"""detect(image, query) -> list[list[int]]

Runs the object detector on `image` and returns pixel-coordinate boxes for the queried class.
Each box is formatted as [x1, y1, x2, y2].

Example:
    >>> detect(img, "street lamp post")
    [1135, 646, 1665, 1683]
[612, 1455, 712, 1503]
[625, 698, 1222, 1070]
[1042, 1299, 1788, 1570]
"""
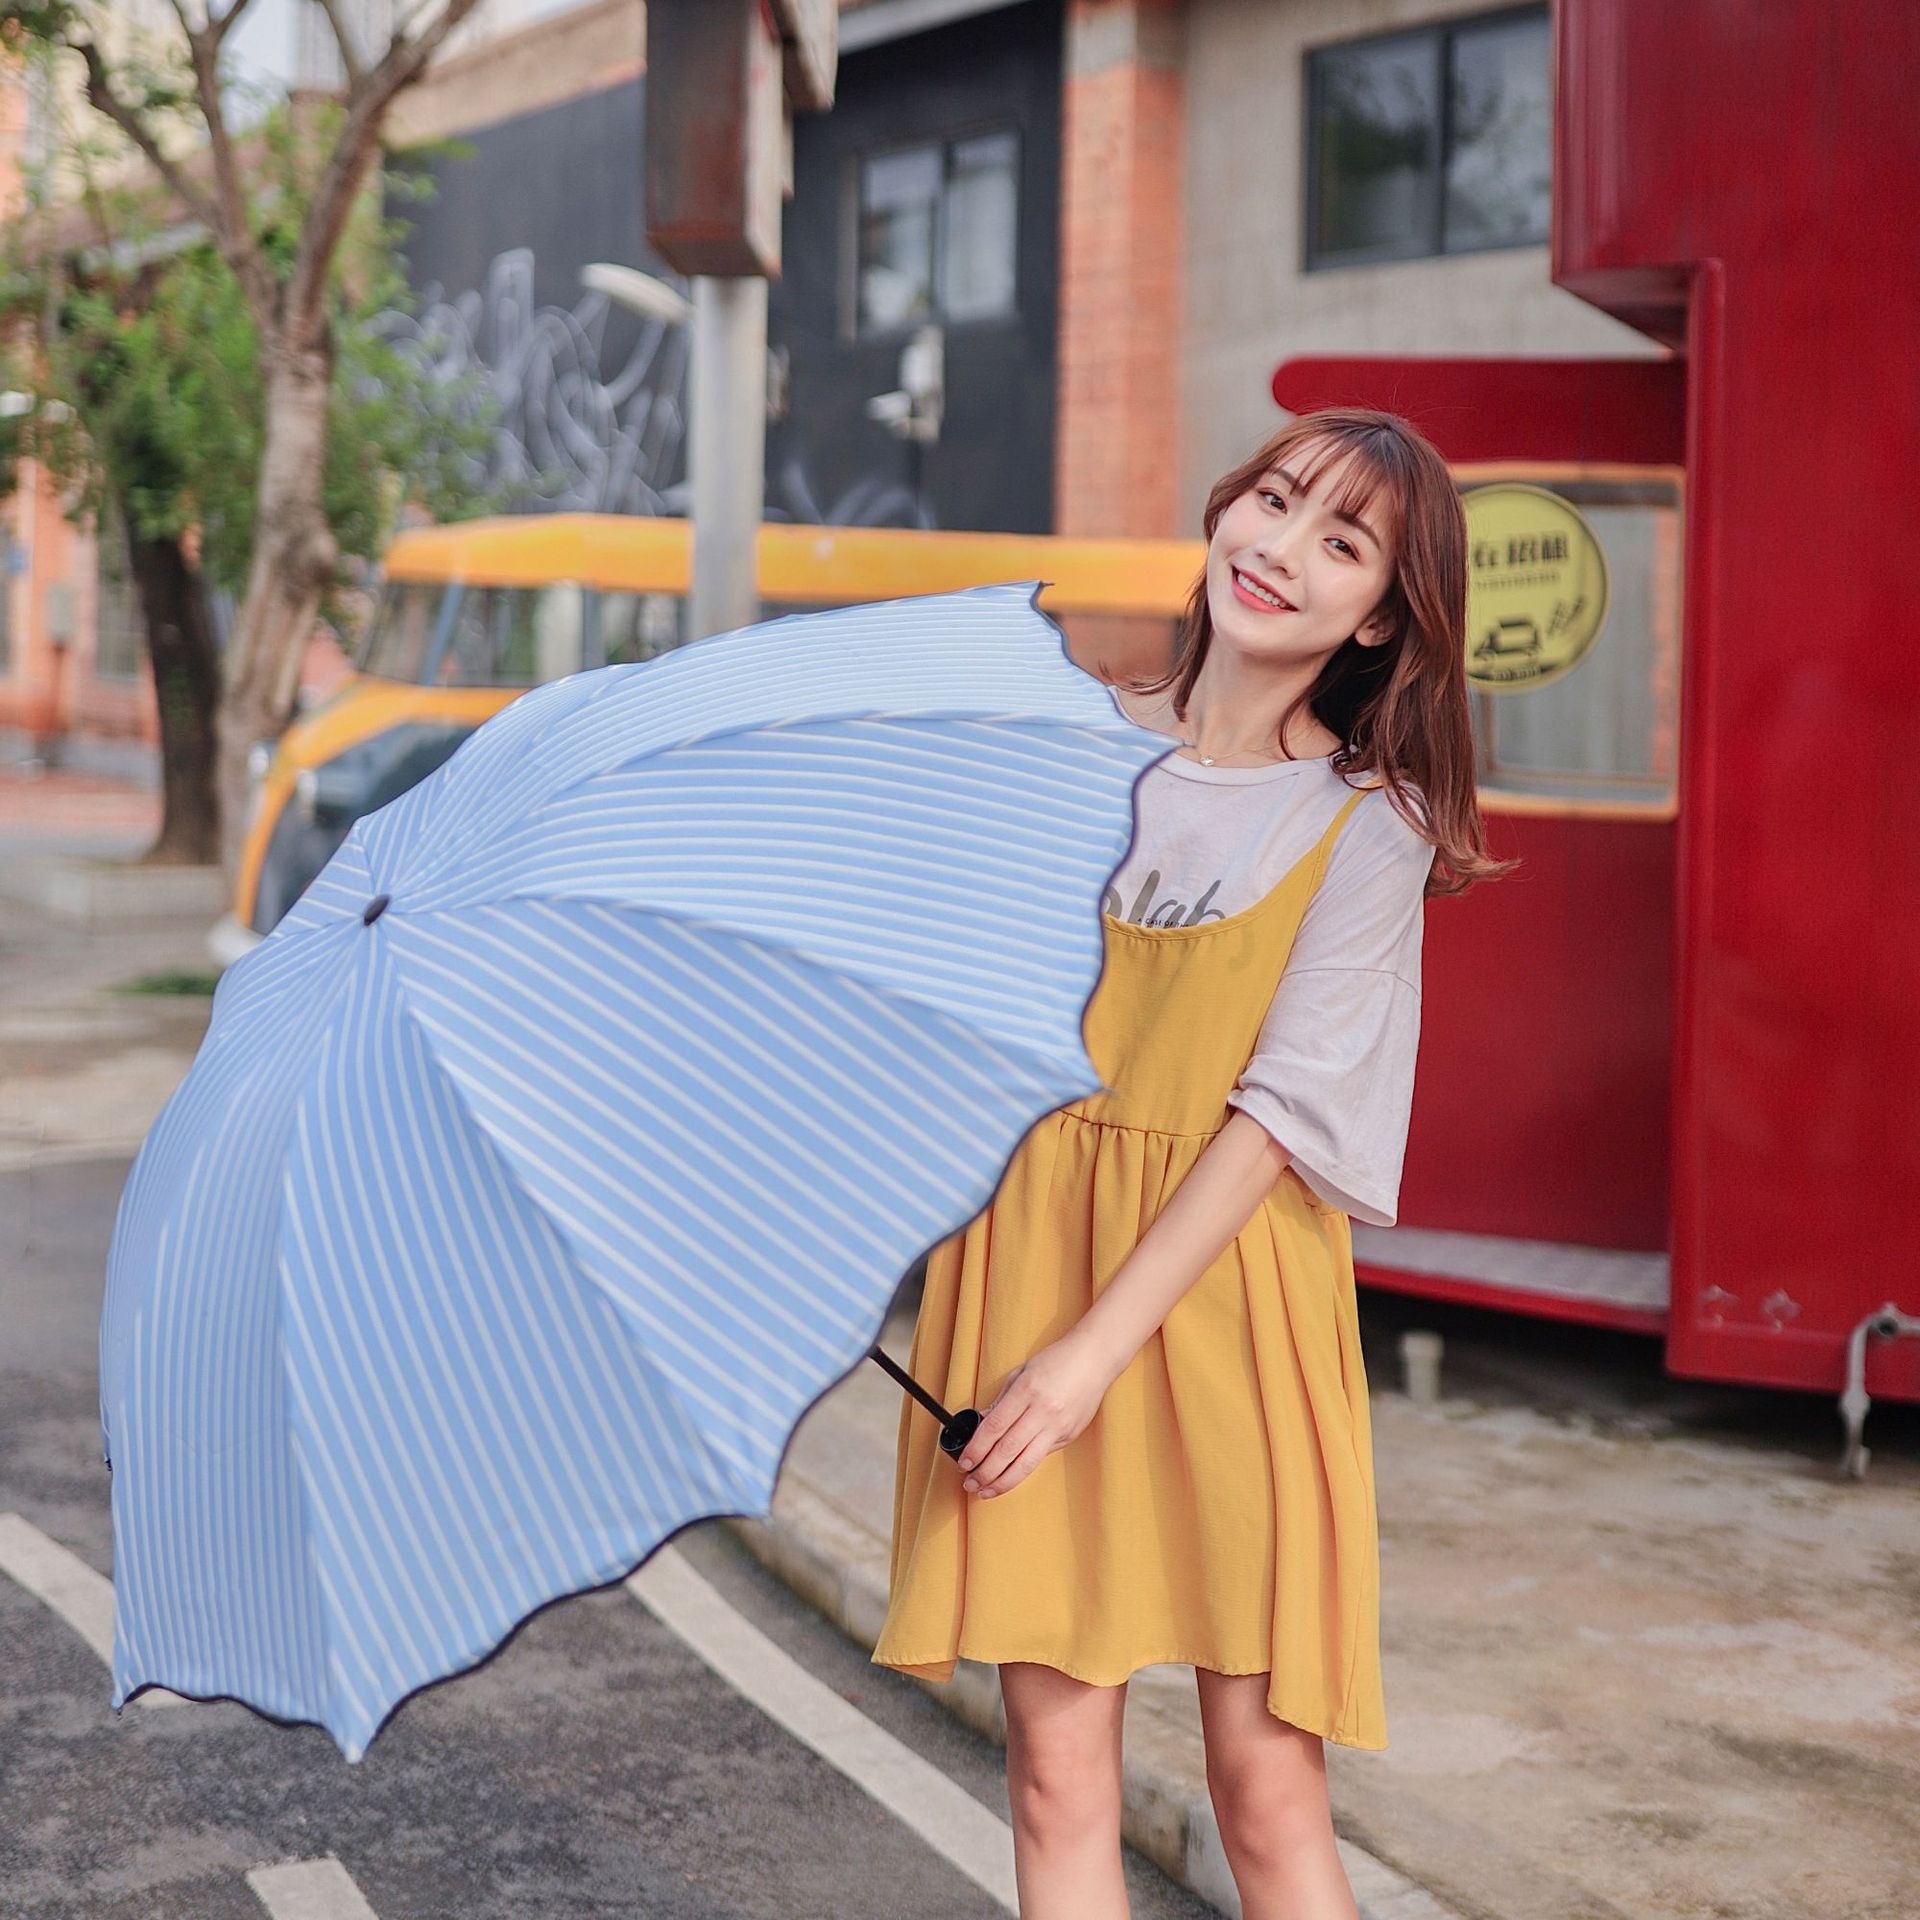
[582, 263, 767, 645]
[640, 0, 837, 644]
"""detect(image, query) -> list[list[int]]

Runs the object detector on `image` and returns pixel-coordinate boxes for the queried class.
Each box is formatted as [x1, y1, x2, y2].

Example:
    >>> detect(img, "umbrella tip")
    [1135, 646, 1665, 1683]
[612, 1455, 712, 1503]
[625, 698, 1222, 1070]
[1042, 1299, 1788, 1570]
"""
[361, 894, 392, 926]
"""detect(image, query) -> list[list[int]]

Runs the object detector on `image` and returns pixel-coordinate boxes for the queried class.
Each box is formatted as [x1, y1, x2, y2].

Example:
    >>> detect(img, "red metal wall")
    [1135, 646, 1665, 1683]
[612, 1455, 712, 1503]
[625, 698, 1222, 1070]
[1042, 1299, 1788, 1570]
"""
[1556, 0, 1920, 1398]
[1275, 0, 1920, 1402]
[1407, 812, 1673, 1252]
[1273, 357, 1684, 1265]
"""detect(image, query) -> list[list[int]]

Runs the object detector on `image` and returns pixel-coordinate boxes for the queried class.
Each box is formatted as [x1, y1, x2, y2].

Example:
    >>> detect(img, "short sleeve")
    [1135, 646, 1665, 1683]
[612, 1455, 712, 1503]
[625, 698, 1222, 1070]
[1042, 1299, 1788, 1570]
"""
[1224, 786, 1436, 1226]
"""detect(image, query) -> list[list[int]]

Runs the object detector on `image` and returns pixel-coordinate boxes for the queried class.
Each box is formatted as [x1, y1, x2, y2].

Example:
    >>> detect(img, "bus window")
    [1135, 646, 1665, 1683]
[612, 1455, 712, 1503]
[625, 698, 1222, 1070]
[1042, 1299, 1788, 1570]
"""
[357, 582, 449, 683]
[598, 591, 684, 665]
[425, 585, 585, 686]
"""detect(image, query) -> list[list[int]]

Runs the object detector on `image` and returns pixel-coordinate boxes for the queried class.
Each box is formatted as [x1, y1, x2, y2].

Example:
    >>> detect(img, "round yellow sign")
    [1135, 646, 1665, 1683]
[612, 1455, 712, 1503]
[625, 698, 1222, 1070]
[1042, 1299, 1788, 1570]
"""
[1461, 483, 1609, 693]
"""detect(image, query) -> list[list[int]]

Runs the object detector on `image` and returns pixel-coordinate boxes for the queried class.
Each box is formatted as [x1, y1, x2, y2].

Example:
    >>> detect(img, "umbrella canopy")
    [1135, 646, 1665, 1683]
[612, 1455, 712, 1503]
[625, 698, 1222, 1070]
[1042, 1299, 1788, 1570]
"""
[100, 581, 1169, 1759]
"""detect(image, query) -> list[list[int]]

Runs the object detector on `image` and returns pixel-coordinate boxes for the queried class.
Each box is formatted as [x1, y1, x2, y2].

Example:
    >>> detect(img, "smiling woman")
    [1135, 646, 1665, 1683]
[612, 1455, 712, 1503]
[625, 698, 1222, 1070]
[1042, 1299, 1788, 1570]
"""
[874, 406, 1515, 1920]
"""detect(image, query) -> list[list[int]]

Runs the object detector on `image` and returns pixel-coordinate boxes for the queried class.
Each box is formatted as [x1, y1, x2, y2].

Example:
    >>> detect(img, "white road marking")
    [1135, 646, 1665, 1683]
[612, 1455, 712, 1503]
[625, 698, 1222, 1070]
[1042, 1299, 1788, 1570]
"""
[0, 1511, 189, 1709]
[246, 1857, 381, 1919]
[627, 1544, 1019, 1913]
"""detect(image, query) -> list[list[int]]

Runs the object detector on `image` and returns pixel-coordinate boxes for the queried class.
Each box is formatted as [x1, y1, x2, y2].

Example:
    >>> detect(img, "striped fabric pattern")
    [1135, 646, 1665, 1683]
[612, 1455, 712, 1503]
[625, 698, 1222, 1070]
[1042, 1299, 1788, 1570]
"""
[99, 581, 1171, 1759]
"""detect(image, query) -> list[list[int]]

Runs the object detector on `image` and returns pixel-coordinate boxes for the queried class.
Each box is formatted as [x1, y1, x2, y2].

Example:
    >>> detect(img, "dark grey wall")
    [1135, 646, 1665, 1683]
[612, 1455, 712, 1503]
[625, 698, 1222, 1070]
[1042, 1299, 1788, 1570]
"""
[769, 0, 1064, 532]
[388, 0, 1062, 529]
[391, 79, 690, 517]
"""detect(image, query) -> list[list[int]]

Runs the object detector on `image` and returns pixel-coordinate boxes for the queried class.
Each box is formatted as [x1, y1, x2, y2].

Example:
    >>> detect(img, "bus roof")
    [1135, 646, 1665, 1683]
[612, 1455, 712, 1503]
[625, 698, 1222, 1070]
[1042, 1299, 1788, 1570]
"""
[378, 513, 1201, 616]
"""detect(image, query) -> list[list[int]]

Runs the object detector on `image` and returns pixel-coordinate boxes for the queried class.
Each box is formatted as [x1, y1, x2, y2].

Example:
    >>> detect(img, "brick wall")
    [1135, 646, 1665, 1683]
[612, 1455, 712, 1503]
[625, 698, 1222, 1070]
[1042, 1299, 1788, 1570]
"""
[1054, 0, 1186, 540]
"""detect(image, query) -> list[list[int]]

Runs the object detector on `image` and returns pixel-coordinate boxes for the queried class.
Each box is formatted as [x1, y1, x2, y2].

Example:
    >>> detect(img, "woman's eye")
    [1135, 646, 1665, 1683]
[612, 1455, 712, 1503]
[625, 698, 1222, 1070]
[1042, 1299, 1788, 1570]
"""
[1261, 488, 1356, 557]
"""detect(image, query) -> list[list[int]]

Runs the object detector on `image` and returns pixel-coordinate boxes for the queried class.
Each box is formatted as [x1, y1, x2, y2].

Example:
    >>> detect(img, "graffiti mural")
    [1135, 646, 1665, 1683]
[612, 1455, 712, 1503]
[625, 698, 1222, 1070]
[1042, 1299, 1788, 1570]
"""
[371, 248, 692, 516]
[372, 245, 943, 527]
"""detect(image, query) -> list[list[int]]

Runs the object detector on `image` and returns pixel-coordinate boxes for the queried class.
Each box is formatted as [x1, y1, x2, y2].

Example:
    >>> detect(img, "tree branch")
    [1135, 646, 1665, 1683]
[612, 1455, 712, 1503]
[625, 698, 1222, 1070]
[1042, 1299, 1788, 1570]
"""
[312, 0, 365, 90]
[204, 0, 262, 57]
[171, 11, 277, 330]
[282, 0, 485, 333]
[158, 0, 259, 54]
[73, 38, 222, 242]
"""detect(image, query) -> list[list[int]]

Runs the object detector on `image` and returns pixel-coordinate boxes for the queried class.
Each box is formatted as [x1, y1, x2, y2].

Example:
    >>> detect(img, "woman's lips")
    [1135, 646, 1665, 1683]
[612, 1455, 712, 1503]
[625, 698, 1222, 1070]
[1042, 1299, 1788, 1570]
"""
[1231, 566, 1295, 613]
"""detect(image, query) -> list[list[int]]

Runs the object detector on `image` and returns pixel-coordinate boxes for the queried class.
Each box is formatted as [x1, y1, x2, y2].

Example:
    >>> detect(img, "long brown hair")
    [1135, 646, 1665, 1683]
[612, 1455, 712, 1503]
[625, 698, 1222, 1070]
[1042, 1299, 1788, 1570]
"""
[1124, 407, 1514, 898]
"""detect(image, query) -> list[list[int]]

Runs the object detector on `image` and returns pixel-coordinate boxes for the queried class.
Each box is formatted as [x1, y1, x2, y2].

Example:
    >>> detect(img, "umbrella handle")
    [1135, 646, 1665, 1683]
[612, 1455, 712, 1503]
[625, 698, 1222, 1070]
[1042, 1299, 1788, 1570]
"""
[866, 1345, 982, 1461]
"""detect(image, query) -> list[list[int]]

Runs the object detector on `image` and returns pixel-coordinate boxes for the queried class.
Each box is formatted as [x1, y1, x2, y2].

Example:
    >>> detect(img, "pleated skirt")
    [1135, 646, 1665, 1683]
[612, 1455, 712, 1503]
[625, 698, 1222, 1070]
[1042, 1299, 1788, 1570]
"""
[870, 1106, 1388, 1750]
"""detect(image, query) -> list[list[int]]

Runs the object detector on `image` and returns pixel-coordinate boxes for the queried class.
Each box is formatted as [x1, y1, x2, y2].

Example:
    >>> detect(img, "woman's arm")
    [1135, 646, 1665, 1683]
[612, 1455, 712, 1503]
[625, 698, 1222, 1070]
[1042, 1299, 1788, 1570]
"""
[954, 1110, 1289, 1498]
[1076, 1108, 1291, 1375]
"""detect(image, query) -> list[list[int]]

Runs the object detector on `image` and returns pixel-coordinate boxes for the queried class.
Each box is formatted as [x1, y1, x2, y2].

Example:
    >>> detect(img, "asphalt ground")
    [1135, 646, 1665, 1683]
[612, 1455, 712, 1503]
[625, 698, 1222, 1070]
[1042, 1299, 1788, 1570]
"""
[0, 1153, 1221, 1920]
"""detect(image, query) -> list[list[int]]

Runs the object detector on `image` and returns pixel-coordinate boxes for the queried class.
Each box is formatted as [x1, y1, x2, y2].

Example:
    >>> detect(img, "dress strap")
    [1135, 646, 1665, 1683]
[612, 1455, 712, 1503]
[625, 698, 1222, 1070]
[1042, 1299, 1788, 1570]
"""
[1313, 784, 1372, 865]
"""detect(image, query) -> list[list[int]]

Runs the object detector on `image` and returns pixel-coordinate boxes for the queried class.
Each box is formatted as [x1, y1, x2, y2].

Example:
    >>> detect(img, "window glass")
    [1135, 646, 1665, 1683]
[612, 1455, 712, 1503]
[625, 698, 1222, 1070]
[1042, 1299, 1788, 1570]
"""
[1310, 32, 1439, 261]
[1445, 12, 1552, 251]
[426, 586, 579, 687]
[858, 145, 941, 331]
[1469, 483, 1682, 804]
[94, 507, 144, 680]
[598, 591, 684, 665]
[1308, 7, 1549, 267]
[942, 131, 1019, 321]
[0, 528, 14, 675]
[856, 130, 1019, 334]
[358, 582, 447, 682]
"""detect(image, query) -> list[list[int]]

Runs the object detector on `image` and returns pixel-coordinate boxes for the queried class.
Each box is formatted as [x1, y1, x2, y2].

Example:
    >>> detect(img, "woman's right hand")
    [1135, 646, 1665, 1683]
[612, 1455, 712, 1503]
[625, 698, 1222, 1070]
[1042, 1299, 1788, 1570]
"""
[954, 1329, 1120, 1500]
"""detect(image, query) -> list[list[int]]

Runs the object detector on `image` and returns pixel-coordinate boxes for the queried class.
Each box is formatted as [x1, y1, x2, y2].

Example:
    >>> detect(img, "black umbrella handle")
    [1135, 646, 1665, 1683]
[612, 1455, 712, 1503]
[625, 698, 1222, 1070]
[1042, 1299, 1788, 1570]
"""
[867, 1344, 982, 1460]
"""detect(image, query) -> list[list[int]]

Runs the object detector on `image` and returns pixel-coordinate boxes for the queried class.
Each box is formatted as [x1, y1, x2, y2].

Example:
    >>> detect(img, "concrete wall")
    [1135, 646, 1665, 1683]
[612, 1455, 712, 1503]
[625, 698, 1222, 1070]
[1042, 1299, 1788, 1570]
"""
[386, 0, 645, 147]
[1176, 0, 1659, 528]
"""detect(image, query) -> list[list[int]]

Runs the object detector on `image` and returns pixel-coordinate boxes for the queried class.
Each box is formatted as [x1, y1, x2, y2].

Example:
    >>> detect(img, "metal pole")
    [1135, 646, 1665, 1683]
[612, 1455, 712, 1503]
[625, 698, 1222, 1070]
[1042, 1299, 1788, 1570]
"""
[688, 274, 767, 641]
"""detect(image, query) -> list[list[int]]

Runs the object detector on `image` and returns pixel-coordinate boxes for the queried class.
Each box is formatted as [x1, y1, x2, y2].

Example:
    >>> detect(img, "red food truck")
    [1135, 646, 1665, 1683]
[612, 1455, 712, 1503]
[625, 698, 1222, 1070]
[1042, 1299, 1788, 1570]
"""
[1284, 0, 1920, 1470]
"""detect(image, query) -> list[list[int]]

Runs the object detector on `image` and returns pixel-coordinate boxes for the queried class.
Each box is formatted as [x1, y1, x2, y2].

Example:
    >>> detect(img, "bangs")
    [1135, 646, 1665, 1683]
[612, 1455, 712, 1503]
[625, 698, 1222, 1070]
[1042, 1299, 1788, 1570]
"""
[1275, 430, 1401, 556]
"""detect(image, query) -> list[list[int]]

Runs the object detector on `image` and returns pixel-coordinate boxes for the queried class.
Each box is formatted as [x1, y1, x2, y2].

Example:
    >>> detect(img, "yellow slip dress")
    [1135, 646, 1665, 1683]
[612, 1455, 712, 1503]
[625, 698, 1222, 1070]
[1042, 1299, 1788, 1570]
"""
[871, 784, 1387, 1750]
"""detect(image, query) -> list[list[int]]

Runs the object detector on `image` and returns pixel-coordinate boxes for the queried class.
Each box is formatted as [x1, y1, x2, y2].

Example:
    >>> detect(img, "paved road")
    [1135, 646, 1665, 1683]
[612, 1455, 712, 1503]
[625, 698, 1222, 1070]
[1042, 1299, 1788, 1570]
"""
[0, 1155, 1218, 1920]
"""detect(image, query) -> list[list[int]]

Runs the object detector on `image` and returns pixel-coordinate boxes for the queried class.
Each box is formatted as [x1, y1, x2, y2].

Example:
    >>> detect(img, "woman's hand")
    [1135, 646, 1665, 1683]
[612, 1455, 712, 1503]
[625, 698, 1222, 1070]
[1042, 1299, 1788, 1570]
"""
[955, 1328, 1124, 1500]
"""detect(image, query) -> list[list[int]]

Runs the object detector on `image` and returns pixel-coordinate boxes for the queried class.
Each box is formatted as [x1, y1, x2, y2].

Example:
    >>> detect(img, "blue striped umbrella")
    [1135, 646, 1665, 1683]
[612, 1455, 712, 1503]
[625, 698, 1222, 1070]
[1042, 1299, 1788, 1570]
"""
[99, 581, 1168, 1760]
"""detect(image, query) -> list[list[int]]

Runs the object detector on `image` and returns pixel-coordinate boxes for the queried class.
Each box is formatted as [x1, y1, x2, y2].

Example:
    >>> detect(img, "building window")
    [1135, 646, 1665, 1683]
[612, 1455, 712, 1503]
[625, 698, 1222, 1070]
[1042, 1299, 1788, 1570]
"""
[1305, 6, 1550, 269]
[94, 508, 144, 681]
[853, 128, 1019, 335]
[0, 527, 15, 676]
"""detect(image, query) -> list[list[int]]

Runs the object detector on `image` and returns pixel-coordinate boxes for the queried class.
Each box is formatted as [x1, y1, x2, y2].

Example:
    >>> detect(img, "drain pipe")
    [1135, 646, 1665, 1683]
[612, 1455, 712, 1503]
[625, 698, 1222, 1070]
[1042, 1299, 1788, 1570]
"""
[1838, 1302, 1920, 1479]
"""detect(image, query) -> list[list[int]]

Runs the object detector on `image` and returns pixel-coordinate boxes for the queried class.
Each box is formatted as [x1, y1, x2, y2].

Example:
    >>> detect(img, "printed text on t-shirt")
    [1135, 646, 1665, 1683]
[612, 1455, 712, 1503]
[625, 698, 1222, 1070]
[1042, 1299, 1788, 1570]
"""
[1104, 870, 1227, 927]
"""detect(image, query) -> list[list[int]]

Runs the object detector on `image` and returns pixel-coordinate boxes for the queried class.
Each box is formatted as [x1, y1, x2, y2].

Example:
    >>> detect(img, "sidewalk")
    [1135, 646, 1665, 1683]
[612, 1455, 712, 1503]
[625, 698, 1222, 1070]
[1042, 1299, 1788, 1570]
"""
[738, 1322, 1920, 1920]
[729, 1322, 1455, 1920]
[0, 762, 225, 931]
[5, 804, 1916, 1920]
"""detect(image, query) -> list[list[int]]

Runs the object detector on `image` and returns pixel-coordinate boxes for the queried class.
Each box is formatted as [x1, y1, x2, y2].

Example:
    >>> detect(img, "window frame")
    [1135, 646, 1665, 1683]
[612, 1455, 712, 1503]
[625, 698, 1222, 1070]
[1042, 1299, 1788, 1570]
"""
[92, 506, 145, 683]
[0, 524, 15, 678]
[1455, 463, 1687, 819]
[845, 119, 1023, 343]
[1302, 2, 1551, 273]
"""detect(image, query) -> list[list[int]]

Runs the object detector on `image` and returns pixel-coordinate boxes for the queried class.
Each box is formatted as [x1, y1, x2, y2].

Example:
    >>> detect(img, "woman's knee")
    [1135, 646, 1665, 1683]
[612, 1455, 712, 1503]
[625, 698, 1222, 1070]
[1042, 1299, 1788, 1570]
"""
[1196, 1676, 1333, 1861]
[1000, 1662, 1127, 1830]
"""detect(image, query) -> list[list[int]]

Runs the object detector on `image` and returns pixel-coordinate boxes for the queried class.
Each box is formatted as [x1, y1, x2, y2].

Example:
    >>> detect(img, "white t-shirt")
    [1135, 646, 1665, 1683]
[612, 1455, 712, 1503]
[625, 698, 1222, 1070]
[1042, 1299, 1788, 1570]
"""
[1102, 688, 1436, 1226]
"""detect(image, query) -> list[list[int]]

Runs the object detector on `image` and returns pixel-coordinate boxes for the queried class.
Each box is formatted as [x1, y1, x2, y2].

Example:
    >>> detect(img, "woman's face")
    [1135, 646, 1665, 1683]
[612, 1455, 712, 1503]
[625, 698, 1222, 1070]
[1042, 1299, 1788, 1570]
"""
[1204, 441, 1397, 669]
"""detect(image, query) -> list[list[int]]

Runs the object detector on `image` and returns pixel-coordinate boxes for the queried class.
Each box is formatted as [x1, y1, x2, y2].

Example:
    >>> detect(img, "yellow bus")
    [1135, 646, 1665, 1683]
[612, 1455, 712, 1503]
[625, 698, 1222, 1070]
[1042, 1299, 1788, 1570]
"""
[214, 513, 1197, 962]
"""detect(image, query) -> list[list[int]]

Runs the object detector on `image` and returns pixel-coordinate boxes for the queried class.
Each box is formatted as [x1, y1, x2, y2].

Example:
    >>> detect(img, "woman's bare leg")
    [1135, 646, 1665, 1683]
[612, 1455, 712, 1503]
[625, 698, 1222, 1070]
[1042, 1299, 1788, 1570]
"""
[1194, 1669, 1358, 1920]
[998, 1661, 1131, 1920]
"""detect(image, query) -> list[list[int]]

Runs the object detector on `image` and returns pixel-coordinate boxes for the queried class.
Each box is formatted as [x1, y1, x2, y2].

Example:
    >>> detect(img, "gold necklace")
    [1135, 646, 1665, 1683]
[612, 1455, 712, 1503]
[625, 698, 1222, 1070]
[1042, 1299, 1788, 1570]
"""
[1179, 734, 1281, 767]
[1179, 730, 1338, 767]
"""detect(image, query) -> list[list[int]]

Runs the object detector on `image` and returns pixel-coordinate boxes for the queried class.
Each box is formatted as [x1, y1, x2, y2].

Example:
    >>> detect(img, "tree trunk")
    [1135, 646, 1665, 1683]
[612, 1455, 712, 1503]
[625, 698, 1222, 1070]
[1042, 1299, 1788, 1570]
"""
[214, 334, 339, 876]
[124, 510, 222, 866]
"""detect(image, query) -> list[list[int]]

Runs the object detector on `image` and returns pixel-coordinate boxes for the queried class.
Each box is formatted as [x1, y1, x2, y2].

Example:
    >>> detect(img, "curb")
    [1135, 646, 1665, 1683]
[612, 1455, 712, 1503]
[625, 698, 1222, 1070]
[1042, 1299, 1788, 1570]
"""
[724, 1484, 1458, 1920]
[0, 852, 225, 928]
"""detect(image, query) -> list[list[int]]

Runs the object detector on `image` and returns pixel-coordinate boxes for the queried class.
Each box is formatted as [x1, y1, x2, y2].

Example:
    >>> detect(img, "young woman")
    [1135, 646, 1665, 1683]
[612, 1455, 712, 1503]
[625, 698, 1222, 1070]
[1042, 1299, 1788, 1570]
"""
[871, 407, 1511, 1919]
